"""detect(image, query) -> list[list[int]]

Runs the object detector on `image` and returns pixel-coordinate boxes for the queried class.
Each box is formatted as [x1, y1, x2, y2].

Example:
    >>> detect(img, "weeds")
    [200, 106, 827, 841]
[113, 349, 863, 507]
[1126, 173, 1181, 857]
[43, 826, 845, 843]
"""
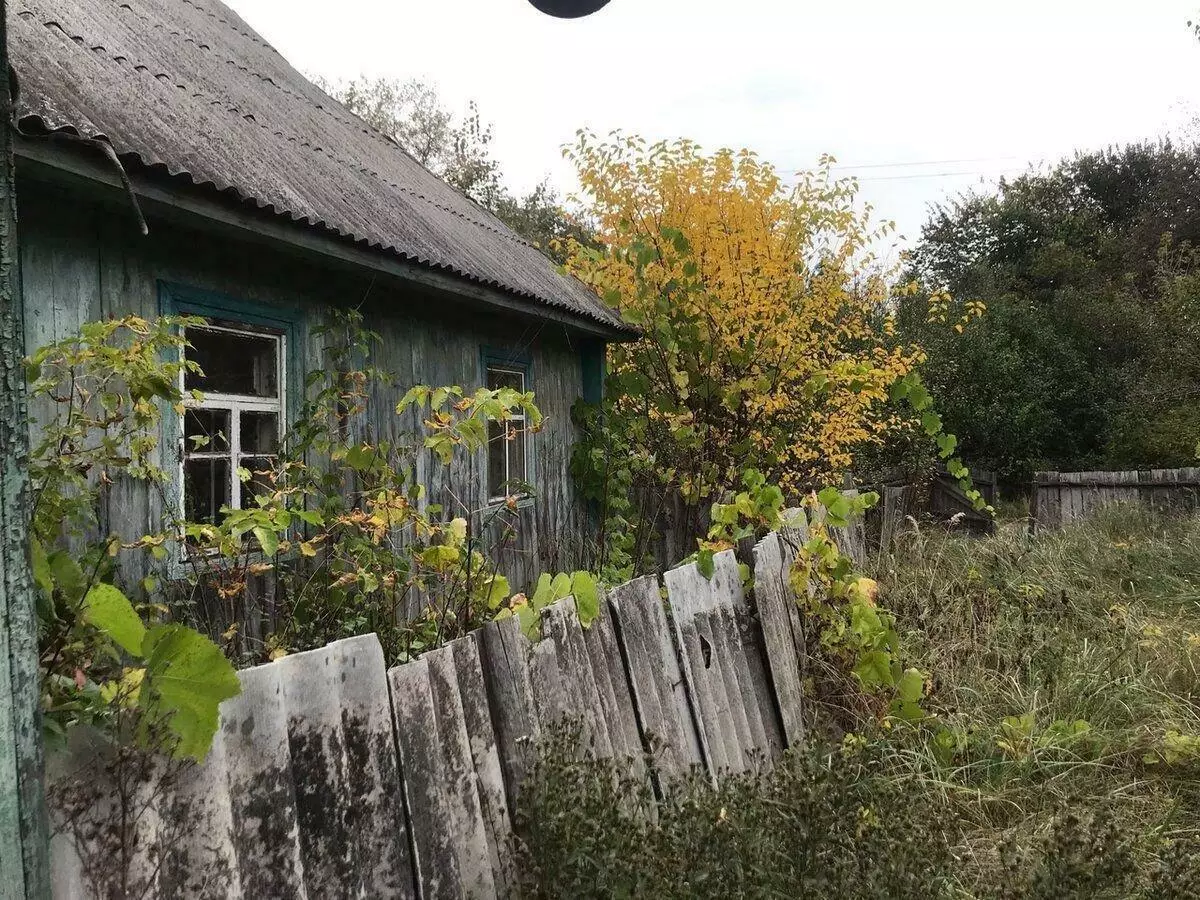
[517, 506, 1200, 897]
[873, 504, 1200, 895]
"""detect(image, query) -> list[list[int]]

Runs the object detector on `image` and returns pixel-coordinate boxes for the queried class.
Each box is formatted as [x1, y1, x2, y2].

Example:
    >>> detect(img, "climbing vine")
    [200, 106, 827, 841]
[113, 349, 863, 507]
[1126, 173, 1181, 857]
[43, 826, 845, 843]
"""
[791, 488, 929, 724]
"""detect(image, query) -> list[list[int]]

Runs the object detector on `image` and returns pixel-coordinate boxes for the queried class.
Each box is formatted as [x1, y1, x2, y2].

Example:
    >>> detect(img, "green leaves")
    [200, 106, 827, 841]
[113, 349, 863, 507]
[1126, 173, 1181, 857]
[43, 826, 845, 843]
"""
[853, 651, 893, 689]
[252, 526, 280, 557]
[141, 624, 241, 760]
[66, 580, 242, 761]
[571, 571, 600, 628]
[888, 371, 992, 519]
[506, 569, 602, 640]
[82, 584, 147, 656]
[890, 668, 928, 722]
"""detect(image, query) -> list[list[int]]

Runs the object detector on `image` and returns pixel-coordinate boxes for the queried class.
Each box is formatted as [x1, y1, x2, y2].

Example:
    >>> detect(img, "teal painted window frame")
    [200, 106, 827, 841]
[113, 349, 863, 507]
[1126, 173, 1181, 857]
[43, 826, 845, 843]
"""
[158, 283, 305, 561]
[580, 338, 606, 405]
[480, 345, 534, 507]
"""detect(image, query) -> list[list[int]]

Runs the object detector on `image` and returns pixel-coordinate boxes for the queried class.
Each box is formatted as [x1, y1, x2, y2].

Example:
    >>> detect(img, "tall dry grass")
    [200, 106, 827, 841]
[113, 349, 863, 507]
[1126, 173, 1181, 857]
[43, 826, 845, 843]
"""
[873, 504, 1200, 894]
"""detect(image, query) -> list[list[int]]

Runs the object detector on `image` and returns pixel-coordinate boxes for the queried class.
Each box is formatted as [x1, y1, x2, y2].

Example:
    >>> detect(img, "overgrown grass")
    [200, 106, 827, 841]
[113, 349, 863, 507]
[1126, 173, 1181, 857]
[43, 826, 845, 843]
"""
[516, 506, 1200, 898]
[874, 503, 1200, 895]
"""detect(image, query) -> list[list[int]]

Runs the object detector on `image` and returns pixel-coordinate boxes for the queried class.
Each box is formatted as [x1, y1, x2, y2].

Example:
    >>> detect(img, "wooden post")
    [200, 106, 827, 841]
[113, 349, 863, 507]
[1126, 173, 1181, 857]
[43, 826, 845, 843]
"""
[0, 0, 50, 891]
[879, 485, 912, 550]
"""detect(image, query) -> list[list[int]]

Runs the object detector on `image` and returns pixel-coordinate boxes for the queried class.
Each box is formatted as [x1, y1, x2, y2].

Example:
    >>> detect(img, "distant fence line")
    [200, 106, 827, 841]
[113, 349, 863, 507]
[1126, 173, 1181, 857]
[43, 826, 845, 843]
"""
[1031, 467, 1200, 529]
[48, 510, 866, 899]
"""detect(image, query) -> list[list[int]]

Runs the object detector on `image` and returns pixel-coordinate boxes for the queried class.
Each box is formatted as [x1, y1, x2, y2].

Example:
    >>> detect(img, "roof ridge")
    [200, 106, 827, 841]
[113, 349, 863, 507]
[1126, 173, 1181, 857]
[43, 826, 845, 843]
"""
[104, 0, 537, 251]
[35, 14, 537, 254]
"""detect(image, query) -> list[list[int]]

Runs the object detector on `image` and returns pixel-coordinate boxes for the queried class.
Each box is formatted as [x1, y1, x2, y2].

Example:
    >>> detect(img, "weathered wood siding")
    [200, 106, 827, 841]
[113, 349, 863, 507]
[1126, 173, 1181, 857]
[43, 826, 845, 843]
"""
[17, 176, 594, 591]
[48, 510, 867, 898]
[1031, 467, 1200, 529]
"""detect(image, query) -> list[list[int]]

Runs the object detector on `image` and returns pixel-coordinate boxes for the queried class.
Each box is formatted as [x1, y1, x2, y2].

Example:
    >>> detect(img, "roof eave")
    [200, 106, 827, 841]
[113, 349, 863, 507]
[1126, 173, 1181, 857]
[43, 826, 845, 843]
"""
[15, 135, 637, 342]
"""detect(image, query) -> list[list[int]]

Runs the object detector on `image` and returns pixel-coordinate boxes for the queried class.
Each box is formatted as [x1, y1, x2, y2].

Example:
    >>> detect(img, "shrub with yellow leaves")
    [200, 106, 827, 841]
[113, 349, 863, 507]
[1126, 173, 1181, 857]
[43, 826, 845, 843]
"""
[563, 133, 966, 573]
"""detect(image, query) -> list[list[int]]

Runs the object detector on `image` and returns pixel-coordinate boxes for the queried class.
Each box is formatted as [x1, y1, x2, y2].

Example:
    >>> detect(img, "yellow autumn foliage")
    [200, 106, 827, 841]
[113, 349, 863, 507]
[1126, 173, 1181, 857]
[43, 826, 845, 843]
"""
[563, 132, 923, 491]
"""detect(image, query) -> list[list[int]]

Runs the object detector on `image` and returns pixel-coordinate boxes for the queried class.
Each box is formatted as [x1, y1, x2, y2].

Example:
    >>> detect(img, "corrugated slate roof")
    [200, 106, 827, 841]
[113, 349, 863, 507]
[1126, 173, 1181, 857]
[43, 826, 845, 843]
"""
[9, 0, 627, 332]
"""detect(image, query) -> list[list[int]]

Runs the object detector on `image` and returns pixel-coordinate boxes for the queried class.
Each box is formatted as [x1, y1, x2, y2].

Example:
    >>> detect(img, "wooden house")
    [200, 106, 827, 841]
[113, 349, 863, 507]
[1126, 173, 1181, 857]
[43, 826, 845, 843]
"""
[8, 0, 630, 589]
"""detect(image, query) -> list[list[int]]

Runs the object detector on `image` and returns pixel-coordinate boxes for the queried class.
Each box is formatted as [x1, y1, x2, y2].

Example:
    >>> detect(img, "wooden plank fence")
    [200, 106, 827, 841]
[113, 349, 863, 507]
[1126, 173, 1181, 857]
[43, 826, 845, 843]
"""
[1031, 467, 1200, 529]
[46, 506, 863, 899]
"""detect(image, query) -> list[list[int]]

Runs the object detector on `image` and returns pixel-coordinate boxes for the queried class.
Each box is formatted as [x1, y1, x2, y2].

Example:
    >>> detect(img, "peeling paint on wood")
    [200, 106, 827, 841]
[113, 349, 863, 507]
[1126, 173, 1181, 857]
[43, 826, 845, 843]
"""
[0, 10, 49, 891]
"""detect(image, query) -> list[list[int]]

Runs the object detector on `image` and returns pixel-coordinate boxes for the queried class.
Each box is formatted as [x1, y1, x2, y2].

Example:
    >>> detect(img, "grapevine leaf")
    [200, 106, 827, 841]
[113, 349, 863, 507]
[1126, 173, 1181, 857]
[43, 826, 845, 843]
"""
[897, 667, 925, 704]
[817, 486, 842, 508]
[141, 623, 241, 760]
[484, 574, 510, 610]
[517, 602, 541, 641]
[531, 573, 554, 610]
[82, 583, 146, 656]
[571, 571, 600, 628]
[48, 551, 86, 604]
[30, 537, 53, 602]
[550, 572, 573, 602]
[852, 650, 894, 689]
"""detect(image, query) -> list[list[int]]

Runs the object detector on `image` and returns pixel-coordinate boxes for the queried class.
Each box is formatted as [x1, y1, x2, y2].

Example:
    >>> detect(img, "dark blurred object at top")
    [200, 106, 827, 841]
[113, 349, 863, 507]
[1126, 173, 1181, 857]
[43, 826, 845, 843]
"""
[528, 0, 611, 17]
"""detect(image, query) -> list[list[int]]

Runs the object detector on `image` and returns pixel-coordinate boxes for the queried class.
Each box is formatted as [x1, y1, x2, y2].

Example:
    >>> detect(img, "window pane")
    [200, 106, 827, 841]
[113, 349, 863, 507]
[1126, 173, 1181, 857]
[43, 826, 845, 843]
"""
[184, 457, 230, 524]
[241, 457, 277, 506]
[185, 327, 280, 398]
[486, 366, 524, 393]
[241, 411, 279, 455]
[487, 420, 506, 498]
[184, 408, 229, 452]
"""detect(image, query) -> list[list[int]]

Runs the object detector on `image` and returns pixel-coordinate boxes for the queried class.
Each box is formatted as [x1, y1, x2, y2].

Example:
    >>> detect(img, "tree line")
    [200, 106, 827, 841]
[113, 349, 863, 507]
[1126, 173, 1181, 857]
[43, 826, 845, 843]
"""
[897, 141, 1200, 484]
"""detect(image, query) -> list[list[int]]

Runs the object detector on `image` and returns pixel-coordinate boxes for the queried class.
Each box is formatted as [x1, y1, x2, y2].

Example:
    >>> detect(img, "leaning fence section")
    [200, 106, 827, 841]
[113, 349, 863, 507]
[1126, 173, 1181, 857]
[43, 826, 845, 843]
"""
[48, 507, 861, 899]
[1031, 467, 1200, 529]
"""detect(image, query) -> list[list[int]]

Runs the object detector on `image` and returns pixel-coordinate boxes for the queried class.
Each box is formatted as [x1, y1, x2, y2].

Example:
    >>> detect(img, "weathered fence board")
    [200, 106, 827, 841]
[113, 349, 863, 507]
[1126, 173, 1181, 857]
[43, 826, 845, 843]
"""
[388, 657, 465, 900]
[879, 485, 918, 549]
[223, 659, 307, 900]
[334, 636, 416, 899]
[607, 575, 704, 781]
[663, 562, 735, 775]
[752, 532, 807, 748]
[663, 552, 782, 775]
[476, 617, 540, 808]
[50, 498, 882, 898]
[723, 553, 785, 765]
[581, 597, 645, 767]
[1033, 467, 1200, 528]
[424, 646, 498, 899]
[277, 643, 363, 897]
[449, 636, 514, 897]
[159, 730, 242, 899]
[541, 597, 613, 759]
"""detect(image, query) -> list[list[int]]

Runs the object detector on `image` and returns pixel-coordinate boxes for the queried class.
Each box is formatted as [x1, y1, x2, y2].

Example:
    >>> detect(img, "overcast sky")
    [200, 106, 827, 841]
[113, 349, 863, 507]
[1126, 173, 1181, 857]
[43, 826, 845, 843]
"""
[231, 0, 1200, 253]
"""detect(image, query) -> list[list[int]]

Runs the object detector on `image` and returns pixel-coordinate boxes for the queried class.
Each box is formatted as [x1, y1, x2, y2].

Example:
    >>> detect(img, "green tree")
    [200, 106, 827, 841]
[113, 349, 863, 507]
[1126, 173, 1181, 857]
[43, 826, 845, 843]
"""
[898, 141, 1200, 482]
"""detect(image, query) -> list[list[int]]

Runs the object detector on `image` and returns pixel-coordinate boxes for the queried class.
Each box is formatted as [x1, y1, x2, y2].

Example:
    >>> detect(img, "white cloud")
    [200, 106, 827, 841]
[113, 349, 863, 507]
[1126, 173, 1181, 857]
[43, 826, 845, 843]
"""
[230, 0, 1200, 246]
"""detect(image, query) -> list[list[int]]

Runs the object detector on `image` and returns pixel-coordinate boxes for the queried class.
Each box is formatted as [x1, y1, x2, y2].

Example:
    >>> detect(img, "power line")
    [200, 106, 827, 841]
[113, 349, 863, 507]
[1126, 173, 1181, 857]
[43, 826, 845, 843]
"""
[831, 155, 1021, 171]
[854, 167, 1027, 182]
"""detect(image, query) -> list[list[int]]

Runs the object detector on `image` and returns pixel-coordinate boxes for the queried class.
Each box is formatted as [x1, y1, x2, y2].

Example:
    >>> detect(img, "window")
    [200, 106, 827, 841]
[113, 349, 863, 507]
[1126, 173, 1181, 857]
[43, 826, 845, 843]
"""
[181, 322, 284, 524]
[486, 363, 529, 502]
